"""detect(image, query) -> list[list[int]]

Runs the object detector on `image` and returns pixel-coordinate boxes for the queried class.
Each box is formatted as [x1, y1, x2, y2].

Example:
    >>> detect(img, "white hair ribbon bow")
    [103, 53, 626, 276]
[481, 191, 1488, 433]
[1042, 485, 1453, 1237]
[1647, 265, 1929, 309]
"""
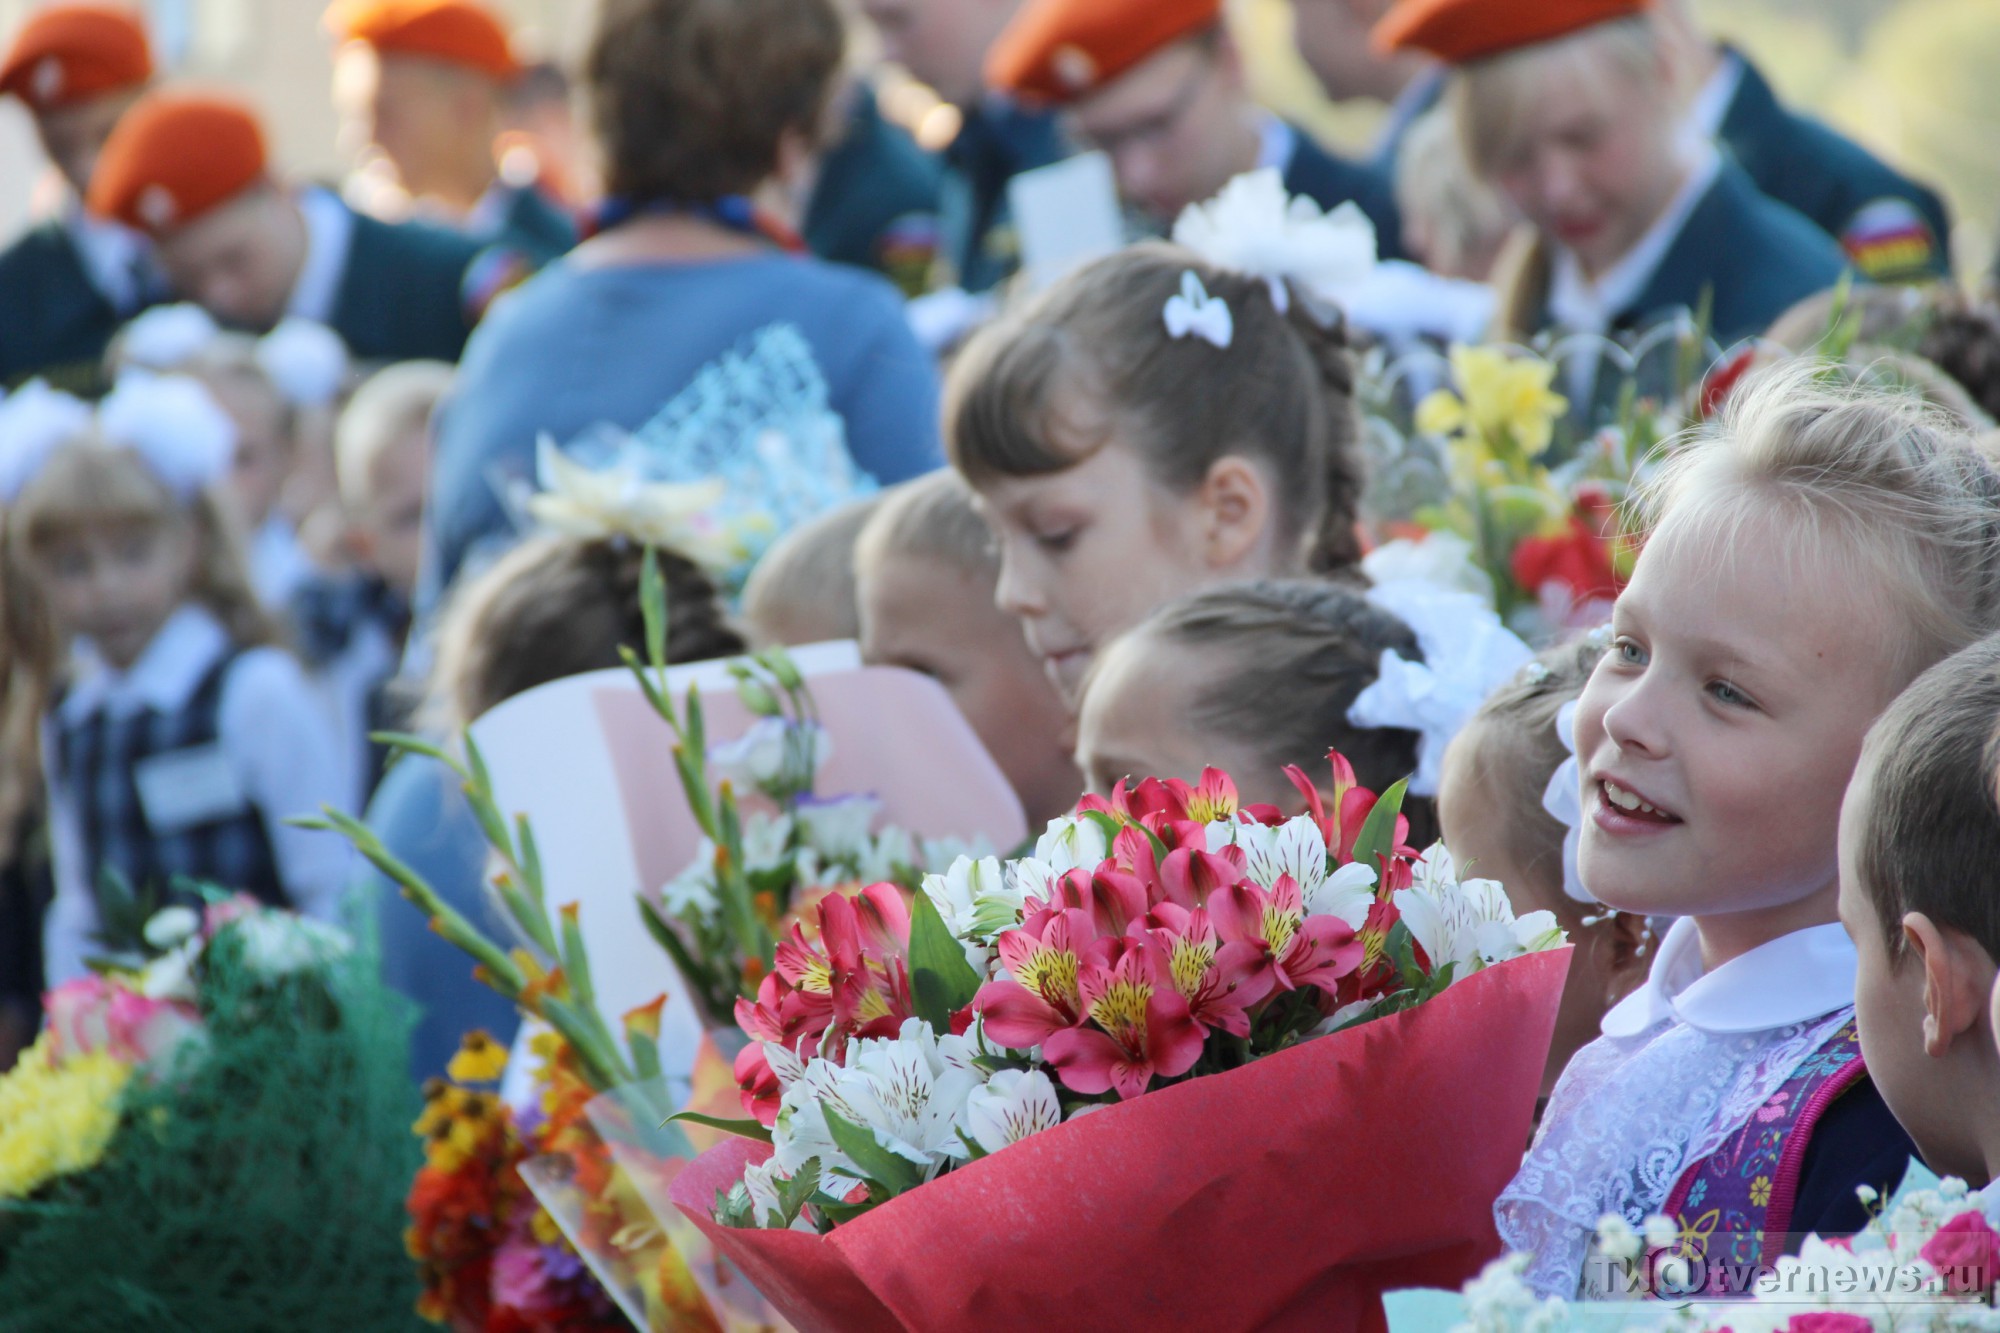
[1162, 270, 1234, 350]
[1171, 168, 1378, 326]
[1540, 700, 1593, 904]
[0, 380, 93, 502]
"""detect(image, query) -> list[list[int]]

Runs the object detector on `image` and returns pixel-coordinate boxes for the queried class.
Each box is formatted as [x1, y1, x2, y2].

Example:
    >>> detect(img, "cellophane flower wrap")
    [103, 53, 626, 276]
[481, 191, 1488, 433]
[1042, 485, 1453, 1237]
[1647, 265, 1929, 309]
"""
[1455, 1162, 2000, 1333]
[0, 897, 421, 1332]
[672, 757, 1573, 1332]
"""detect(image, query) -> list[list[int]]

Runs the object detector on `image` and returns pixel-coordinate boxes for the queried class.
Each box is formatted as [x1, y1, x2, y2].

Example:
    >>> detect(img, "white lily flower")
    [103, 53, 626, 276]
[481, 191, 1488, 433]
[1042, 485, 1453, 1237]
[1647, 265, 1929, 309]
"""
[709, 718, 832, 791]
[795, 795, 880, 864]
[526, 438, 742, 567]
[963, 1068, 1062, 1156]
[1394, 844, 1523, 978]
[138, 940, 199, 1002]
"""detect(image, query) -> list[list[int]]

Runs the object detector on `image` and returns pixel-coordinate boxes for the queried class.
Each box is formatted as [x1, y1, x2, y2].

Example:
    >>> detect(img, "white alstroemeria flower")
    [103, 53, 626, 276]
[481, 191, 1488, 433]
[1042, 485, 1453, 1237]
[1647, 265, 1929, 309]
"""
[231, 912, 351, 977]
[1233, 815, 1379, 930]
[963, 1068, 1062, 1156]
[142, 905, 201, 951]
[923, 854, 1024, 943]
[1360, 532, 1495, 605]
[763, 1040, 809, 1093]
[796, 795, 879, 864]
[859, 825, 916, 885]
[1315, 996, 1383, 1035]
[1031, 816, 1111, 878]
[709, 719, 831, 792]
[660, 845, 721, 922]
[138, 940, 199, 1002]
[742, 812, 796, 872]
[772, 1020, 984, 1187]
[1394, 843, 1524, 977]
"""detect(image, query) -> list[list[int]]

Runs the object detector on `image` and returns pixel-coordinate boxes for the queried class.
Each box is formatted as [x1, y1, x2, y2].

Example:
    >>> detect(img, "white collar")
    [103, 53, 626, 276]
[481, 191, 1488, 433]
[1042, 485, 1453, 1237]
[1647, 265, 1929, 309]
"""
[63, 199, 148, 313]
[58, 604, 230, 726]
[465, 182, 511, 237]
[287, 187, 356, 325]
[1685, 49, 1745, 144]
[1255, 115, 1297, 176]
[1546, 141, 1721, 334]
[1601, 915, 1857, 1038]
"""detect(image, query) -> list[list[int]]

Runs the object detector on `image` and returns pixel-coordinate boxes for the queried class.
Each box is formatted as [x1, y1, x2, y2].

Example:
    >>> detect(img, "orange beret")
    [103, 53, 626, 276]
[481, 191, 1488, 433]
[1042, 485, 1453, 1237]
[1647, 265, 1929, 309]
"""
[987, 0, 1222, 106]
[86, 91, 267, 233]
[325, 0, 519, 81]
[1372, 0, 1649, 62]
[0, 4, 150, 111]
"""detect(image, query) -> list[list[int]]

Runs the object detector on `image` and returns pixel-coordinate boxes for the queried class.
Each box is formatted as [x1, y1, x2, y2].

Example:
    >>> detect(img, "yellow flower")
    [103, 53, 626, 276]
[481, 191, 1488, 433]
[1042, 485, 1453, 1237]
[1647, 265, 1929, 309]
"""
[531, 1207, 564, 1246]
[1750, 1175, 1772, 1207]
[1428, 346, 1571, 459]
[447, 1030, 509, 1085]
[0, 1035, 131, 1200]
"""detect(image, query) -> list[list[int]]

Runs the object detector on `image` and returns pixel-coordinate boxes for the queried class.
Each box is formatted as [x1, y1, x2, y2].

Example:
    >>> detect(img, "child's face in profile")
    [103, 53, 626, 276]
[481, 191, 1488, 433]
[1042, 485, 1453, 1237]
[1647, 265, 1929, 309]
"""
[1836, 759, 1951, 1173]
[1573, 513, 1904, 958]
[1073, 634, 1295, 810]
[859, 556, 1080, 827]
[39, 520, 196, 670]
[208, 374, 293, 534]
[351, 427, 429, 600]
[972, 438, 1267, 706]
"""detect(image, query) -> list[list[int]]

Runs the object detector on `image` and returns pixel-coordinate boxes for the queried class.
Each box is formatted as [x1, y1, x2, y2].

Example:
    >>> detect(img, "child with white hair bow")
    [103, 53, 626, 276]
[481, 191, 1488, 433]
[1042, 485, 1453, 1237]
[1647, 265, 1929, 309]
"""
[0, 372, 351, 984]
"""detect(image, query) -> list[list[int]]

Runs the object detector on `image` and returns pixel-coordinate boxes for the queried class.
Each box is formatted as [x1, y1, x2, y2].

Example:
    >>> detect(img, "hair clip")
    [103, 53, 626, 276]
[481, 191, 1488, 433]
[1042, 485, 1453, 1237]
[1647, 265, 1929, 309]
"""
[1519, 661, 1554, 687]
[1163, 270, 1234, 350]
[1584, 623, 1615, 650]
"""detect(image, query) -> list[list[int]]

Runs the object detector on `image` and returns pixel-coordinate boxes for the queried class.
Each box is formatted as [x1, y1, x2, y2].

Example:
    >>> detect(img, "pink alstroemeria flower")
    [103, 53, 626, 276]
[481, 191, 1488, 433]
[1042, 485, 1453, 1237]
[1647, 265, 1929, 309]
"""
[976, 906, 1099, 1049]
[1166, 767, 1239, 824]
[1142, 903, 1272, 1036]
[1042, 938, 1205, 1100]
[1157, 845, 1246, 911]
[1209, 873, 1363, 995]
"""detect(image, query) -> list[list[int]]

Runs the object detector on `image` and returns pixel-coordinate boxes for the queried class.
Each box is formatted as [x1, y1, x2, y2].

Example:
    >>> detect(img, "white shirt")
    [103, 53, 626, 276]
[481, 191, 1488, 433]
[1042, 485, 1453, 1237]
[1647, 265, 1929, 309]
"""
[1685, 49, 1746, 145]
[248, 515, 315, 612]
[1497, 917, 1859, 1298]
[286, 187, 357, 325]
[63, 201, 150, 315]
[42, 604, 354, 983]
[1601, 915, 1858, 1037]
[1547, 142, 1722, 335]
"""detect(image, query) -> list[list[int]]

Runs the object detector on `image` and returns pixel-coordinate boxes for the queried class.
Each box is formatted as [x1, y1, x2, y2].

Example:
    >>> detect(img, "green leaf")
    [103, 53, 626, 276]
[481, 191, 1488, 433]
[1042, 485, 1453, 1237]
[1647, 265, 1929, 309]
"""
[640, 899, 728, 1018]
[808, 1191, 876, 1227]
[667, 1110, 774, 1143]
[368, 731, 463, 776]
[907, 892, 982, 1030]
[955, 1127, 989, 1161]
[516, 816, 544, 906]
[777, 1159, 822, 1224]
[628, 1026, 663, 1084]
[641, 546, 668, 670]
[820, 1104, 922, 1197]
[1348, 778, 1409, 880]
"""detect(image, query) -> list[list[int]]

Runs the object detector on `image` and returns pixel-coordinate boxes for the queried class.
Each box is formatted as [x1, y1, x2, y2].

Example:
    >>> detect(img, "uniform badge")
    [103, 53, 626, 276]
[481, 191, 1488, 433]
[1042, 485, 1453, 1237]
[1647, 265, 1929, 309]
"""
[1840, 197, 1940, 283]
[1051, 44, 1098, 94]
[29, 56, 64, 107]
[137, 184, 180, 231]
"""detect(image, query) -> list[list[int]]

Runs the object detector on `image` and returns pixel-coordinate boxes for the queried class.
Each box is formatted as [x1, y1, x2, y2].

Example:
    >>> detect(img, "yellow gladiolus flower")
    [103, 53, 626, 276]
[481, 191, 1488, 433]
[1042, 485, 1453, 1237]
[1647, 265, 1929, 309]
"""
[0, 1035, 131, 1200]
[1422, 346, 1570, 464]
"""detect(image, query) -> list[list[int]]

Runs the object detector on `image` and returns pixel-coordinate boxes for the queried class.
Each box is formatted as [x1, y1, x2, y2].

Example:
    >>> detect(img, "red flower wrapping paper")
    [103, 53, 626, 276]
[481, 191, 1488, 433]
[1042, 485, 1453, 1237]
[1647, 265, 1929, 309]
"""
[672, 946, 1570, 1332]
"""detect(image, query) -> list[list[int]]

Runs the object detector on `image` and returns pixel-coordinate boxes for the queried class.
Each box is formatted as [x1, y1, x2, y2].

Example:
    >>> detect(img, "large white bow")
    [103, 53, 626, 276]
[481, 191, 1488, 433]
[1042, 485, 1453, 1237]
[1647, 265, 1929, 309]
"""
[1172, 168, 1378, 324]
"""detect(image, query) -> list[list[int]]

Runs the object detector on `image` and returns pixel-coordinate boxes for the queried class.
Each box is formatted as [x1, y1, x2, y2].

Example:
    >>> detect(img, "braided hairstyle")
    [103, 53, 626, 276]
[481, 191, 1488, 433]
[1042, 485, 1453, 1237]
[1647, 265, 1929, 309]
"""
[426, 535, 745, 731]
[947, 241, 1368, 575]
[1128, 579, 1437, 844]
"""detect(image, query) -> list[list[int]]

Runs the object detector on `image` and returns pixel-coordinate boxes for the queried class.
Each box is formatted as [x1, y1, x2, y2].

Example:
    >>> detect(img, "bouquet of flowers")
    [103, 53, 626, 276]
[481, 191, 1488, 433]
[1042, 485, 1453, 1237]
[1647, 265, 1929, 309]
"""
[0, 896, 421, 1331]
[638, 631, 987, 1031]
[1454, 1162, 2000, 1333]
[670, 758, 1573, 1331]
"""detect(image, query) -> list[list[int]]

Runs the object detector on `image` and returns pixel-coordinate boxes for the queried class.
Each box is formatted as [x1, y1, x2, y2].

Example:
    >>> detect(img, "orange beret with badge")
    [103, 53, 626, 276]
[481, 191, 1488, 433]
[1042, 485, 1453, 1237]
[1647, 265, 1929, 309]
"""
[0, 3, 151, 112]
[986, 0, 1223, 106]
[87, 91, 268, 234]
[325, 0, 519, 82]
[1372, 0, 1649, 62]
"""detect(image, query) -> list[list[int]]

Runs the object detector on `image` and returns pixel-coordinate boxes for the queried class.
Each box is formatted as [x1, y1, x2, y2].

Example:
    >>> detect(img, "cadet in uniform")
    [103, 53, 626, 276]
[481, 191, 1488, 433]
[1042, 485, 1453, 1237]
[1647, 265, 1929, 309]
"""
[986, 0, 1405, 254]
[326, 0, 575, 263]
[859, 0, 1070, 293]
[0, 3, 160, 392]
[1373, 0, 1847, 349]
[88, 91, 490, 363]
[803, 80, 944, 297]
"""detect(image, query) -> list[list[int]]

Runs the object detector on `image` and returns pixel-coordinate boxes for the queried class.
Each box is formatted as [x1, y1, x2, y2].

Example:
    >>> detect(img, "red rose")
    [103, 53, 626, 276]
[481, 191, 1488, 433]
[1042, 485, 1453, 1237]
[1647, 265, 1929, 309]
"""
[1921, 1211, 2000, 1296]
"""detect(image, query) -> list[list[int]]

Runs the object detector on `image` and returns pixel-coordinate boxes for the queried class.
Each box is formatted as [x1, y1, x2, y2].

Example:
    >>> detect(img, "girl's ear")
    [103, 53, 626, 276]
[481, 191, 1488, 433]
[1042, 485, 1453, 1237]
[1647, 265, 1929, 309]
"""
[1195, 454, 1271, 573]
[1904, 912, 1995, 1059]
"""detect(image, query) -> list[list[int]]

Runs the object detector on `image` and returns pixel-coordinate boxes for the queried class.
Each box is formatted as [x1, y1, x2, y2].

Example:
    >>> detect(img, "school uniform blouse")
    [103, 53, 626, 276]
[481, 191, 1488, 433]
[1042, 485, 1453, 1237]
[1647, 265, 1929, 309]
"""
[1496, 917, 1910, 1298]
[41, 605, 353, 985]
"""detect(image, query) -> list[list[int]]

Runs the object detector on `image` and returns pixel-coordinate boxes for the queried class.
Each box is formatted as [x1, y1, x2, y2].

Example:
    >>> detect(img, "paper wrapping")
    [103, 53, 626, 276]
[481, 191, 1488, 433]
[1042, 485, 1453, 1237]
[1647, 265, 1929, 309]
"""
[671, 947, 1570, 1332]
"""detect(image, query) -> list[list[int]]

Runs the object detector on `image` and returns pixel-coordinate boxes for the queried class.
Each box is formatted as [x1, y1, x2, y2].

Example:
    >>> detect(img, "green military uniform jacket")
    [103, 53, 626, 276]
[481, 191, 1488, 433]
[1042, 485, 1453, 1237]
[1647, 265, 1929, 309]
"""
[475, 182, 575, 265]
[0, 221, 146, 393]
[937, 99, 1069, 294]
[330, 206, 487, 363]
[806, 84, 942, 297]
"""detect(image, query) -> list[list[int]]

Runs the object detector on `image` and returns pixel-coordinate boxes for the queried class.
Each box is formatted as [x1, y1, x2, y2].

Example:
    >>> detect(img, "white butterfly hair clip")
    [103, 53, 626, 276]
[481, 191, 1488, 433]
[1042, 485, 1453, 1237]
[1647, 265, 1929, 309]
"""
[1162, 270, 1234, 350]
